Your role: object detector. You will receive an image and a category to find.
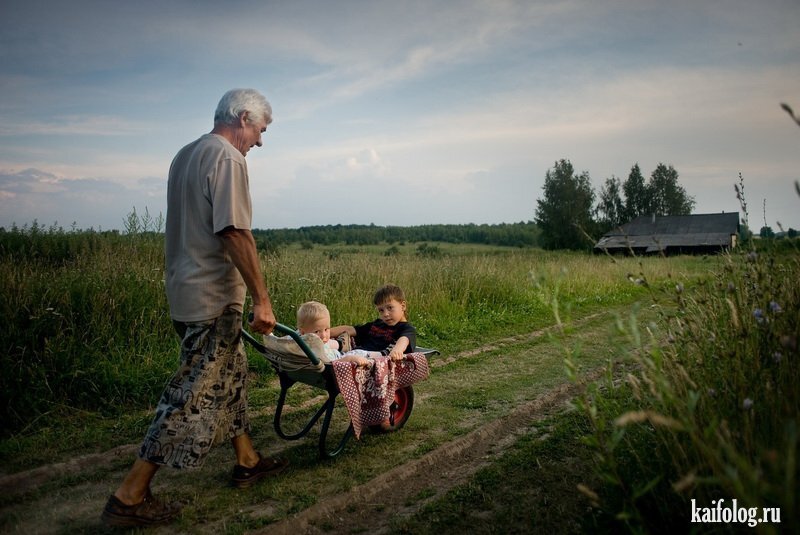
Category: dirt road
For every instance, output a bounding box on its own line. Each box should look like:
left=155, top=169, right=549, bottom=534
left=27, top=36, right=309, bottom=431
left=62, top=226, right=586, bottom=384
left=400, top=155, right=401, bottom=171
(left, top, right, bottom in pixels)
left=260, top=370, right=601, bottom=535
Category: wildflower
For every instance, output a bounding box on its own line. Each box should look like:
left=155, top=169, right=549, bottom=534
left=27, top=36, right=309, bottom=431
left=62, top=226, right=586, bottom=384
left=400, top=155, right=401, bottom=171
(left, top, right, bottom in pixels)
left=743, top=398, right=753, bottom=410
left=675, top=283, right=684, bottom=294
left=769, top=301, right=782, bottom=313
left=727, top=282, right=736, bottom=293
left=747, top=251, right=758, bottom=262
left=753, top=308, right=765, bottom=324
left=707, top=388, right=716, bottom=397
left=772, top=352, right=783, bottom=363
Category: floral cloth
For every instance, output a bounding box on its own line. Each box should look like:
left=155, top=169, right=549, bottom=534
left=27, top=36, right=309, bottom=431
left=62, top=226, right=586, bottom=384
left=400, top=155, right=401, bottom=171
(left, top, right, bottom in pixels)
left=332, top=353, right=429, bottom=439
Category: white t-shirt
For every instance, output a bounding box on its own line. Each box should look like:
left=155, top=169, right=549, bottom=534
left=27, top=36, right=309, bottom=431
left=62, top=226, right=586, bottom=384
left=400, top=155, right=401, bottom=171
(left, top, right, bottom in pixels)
left=165, top=134, right=253, bottom=322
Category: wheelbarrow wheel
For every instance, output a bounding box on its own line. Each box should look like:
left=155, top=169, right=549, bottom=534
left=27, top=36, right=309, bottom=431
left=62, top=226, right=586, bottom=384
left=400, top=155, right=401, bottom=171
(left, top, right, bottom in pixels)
left=370, top=386, right=414, bottom=433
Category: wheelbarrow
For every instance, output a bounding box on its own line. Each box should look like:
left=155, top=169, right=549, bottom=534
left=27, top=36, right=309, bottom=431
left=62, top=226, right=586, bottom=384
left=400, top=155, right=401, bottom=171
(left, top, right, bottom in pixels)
left=242, top=322, right=436, bottom=459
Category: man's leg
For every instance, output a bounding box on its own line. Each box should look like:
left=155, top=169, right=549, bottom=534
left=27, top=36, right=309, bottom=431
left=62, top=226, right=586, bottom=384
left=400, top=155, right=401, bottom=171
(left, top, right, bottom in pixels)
left=224, top=309, right=289, bottom=487
left=113, top=458, right=159, bottom=505
left=101, top=459, right=181, bottom=527
left=230, top=433, right=289, bottom=489
left=231, top=433, right=260, bottom=468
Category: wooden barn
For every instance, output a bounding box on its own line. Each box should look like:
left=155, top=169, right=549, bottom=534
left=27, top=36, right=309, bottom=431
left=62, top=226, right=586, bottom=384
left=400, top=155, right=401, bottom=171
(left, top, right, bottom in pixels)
left=594, top=212, right=740, bottom=255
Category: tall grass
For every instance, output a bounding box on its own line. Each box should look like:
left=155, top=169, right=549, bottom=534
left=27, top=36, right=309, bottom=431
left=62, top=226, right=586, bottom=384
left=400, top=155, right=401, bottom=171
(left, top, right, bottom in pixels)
left=1, top=226, right=174, bottom=435
left=263, top=247, right=705, bottom=347
left=1, top=224, right=712, bottom=439
left=564, top=240, right=799, bottom=531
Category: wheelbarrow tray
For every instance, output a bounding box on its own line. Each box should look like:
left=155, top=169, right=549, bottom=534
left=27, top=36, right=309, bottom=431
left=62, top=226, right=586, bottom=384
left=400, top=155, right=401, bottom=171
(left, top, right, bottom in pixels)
left=242, top=323, right=435, bottom=459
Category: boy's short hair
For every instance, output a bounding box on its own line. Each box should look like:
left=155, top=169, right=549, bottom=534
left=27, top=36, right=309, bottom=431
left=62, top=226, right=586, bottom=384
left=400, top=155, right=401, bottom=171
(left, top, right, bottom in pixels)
left=373, top=284, right=406, bottom=306
left=297, top=301, right=330, bottom=328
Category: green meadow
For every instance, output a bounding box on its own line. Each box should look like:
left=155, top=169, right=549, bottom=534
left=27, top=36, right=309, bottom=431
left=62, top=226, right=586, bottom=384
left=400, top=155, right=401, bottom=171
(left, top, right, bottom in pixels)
left=0, top=228, right=687, bottom=437
left=1, top=225, right=797, bottom=533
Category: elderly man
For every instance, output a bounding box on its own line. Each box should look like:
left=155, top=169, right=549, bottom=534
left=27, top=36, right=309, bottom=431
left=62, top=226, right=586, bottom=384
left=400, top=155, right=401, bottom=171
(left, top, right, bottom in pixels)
left=101, top=89, right=287, bottom=527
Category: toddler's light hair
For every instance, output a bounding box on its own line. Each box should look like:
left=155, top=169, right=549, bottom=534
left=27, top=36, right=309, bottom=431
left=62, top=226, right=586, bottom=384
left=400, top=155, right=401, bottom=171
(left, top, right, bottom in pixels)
left=297, top=301, right=330, bottom=328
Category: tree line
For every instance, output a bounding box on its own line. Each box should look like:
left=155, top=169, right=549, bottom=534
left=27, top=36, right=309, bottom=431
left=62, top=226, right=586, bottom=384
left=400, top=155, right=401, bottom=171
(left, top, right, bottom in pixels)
left=254, top=160, right=696, bottom=251
left=535, top=159, right=696, bottom=250
left=252, top=221, right=540, bottom=250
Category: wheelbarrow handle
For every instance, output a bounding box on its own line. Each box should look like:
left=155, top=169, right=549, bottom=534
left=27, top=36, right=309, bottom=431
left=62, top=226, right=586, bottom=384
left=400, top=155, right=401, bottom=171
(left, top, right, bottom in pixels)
left=245, top=314, right=321, bottom=366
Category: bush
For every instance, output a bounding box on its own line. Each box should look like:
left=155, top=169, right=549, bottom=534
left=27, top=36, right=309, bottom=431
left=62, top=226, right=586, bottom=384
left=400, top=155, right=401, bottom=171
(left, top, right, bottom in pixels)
left=416, top=243, right=442, bottom=258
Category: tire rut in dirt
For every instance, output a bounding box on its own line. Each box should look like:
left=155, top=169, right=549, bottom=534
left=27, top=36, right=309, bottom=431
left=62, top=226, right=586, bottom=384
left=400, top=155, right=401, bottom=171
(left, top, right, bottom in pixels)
left=257, top=367, right=605, bottom=535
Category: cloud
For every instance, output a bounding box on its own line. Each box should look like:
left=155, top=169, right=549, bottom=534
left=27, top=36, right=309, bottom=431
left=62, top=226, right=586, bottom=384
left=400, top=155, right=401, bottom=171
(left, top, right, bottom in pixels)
left=345, top=148, right=388, bottom=177
left=0, top=168, right=165, bottom=230
left=268, top=1, right=578, bottom=119
left=0, top=115, right=153, bottom=137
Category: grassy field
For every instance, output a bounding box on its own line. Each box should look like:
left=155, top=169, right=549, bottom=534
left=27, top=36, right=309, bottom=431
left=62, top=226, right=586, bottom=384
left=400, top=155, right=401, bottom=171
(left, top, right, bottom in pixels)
left=0, top=232, right=700, bottom=441
left=1, top=227, right=797, bottom=533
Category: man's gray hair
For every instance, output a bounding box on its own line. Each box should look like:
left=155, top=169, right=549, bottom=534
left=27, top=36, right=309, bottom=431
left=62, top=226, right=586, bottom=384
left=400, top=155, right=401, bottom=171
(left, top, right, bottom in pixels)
left=214, top=88, right=272, bottom=127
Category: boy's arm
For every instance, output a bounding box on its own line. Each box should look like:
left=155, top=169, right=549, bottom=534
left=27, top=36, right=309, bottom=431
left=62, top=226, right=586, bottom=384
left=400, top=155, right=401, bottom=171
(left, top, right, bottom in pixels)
left=388, top=336, right=411, bottom=361
left=330, top=325, right=356, bottom=338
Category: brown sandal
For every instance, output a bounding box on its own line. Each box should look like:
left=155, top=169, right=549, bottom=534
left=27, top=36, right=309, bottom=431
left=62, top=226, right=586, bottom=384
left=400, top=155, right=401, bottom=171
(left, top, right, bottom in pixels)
left=232, top=454, right=289, bottom=488
left=100, top=492, right=182, bottom=527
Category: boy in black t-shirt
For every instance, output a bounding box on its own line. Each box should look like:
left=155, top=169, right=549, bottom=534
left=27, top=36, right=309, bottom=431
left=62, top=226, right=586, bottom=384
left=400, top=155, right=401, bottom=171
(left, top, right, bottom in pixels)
left=331, top=284, right=416, bottom=365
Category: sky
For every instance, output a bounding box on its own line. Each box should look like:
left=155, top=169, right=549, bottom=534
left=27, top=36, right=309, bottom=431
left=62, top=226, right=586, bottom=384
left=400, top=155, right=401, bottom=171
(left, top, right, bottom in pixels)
left=1, top=0, right=799, bottom=232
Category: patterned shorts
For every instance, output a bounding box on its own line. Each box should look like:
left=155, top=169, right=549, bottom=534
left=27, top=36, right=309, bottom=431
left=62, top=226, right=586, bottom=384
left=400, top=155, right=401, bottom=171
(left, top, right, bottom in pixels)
left=138, top=308, right=250, bottom=469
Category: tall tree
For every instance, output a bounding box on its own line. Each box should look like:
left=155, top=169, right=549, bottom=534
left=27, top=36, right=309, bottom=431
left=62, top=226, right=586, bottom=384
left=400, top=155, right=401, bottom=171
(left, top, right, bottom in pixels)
left=622, top=164, right=648, bottom=220
left=596, top=176, right=626, bottom=232
left=647, top=163, right=695, bottom=215
left=535, top=159, right=595, bottom=250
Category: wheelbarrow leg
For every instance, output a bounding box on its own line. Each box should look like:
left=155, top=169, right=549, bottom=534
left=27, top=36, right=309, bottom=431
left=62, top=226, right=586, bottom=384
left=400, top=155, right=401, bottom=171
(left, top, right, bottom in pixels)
left=274, top=378, right=329, bottom=441
left=318, top=391, right=354, bottom=459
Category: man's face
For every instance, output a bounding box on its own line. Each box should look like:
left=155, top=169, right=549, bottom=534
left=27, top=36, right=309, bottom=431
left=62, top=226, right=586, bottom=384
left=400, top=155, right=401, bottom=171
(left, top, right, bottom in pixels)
left=237, top=113, right=268, bottom=156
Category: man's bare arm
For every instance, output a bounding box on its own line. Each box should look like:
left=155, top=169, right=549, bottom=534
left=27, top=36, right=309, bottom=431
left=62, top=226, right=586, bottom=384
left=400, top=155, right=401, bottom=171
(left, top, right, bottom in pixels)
left=219, top=227, right=276, bottom=334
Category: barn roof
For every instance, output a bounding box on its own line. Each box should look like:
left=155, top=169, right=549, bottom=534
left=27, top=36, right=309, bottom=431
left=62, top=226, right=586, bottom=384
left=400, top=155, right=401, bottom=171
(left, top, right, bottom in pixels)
left=594, top=212, right=740, bottom=253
